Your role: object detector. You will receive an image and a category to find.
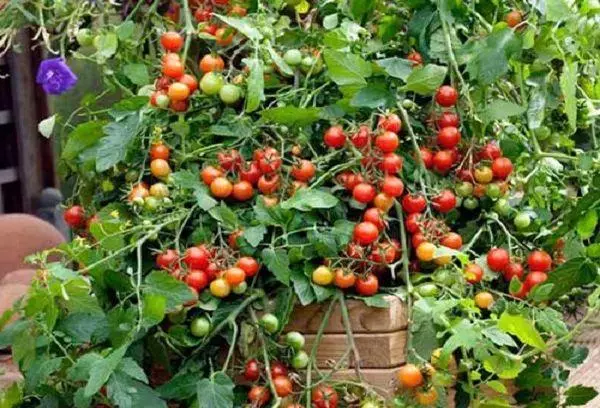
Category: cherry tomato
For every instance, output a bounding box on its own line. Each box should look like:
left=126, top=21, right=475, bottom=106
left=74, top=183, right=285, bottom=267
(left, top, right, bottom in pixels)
left=219, top=84, right=242, bottom=104
left=355, top=274, right=379, bottom=296
left=402, top=194, right=427, bottom=213
left=199, top=54, right=225, bottom=72
left=248, top=385, right=270, bottom=407
left=270, top=361, right=287, bottom=378
left=480, top=142, right=502, bottom=161
left=150, top=159, right=171, bottom=178
left=435, top=85, right=458, bottom=107
left=236, top=257, right=260, bottom=277
left=224, top=267, right=246, bottom=286
left=291, top=160, right=316, bottom=182
left=432, top=189, right=456, bottom=213
left=150, top=143, right=170, bottom=161
left=312, top=265, right=334, bottom=286
left=160, top=31, right=183, bottom=52
left=375, top=131, right=400, bottom=153
left=437, top=126, right=461, bottom=149
left=351, top=125, right=371, bottom=148
left=380, top=153, right=404, bottom=174
left=527, top=250, right=552, bottom=272
left=228, top=230, right=243, bottom=249
left=373, top=193, right=393, bottom=212
left=369, top=242, right=397, bottom=264
left=312, top=385, right=338, bottom=408
left=292, top=351, right=309, bottom=370
left=201, top=165, right=223, bottom=186
left=260, top=314, right=279, bottom=334
left=420, top=147, right=434, bottom=169
left=273, top=376, right=293, bottom=397
left=156, top=249, right=178, bottom=270
left=378, top=113, right=402, bottom=133
left=415, top=388, right=438, bottom=406
left=411, top=232, right=426, bottom=249
left=178, top=74, right=198, bottom=93
left=487, top=248, right=510, bottom=272
left=503, top=262, right=524, bottom=281
left=416, top=242, right=436, bottom=262
left=232, top=181, right=254, bottom=201
left=492, top=157, right=513, bottom=180
left=64, top=205, right=86, bottom=228
left=183, top=246, right=210, bottom=270
left=524, top=271, right=547, bottom=290
left=433, top=150, right=454, bottom=173
left=405, top=212, right=422, bottom=234
left=217, top=150, right=242, bottom=171
left=190, top=316, right=210, bottom=337
left=363, top=207, right=386, bottom=231
left=334, top=268, right=356, bottom=289
left=396, top=364, right=423, bottom=388
left=203, top=23, right=219, bottom=35
left=353, top=183, right=376, bottom=204
left=200, top=72, right=224, bottom=95
left=185, top=270, right=209, bottom=291
left=258, top=174, right=280, bottom=195
left=229, top=5, right=247, bottom=16
left=285, top=331, right=305, bottom=351
left=440, top=232, right=462, bottom=249
left=506, top=10, right=523, bottom=27
left=239, top=161, right=262, bottom=185
left=194, top=6, right=213, bottom=22
left=457, top=168, right=474, bottom=182
left=210, top=278, right=231, bottom=298
left=169, top=99, right=188, bottom=112
left=162, top=58, right=185, bottom=79
left=244, top=359, right=260, bottom=382
left=381, top=176, right=404, bottom=197
left=407, top=51, right=423, bottom=66
left=514, top=212, right=531, bottom=230
left=437, top=112, right=459, bottom=128
left=210, top=177, right=233, bottom=198
left=475, top=291, right=494, bottom=309
left=215, top=27, right=234, bottom=46
left=474, top=166, right=494, bottom=184
left=129, top=183, right=149, bottom=202
left=464, top=263, right=484, bottom=284
left=258, top=147, right=282, bottom=174
left=323, top=125, right=346, bottom=148
left=168, top=82, right=190, bottom=101
left=353, top=222, right=380, bottom=245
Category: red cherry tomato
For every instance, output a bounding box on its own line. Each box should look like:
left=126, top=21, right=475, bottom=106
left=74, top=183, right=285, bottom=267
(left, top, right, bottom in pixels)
left=524, top=271, right=547, bottom=290
left=273, top=376, right=293, bottom=397
left=363, top=208, right=386, bottom=231
left=432, top=189, right=457, bottom=213
left=378, top=113, right=402, bottom=133
left=244, top=359, right=260, bottom=381
left=355, top=274, right=379, bottom=296
left=239, top=161, right=262, bottom=185
left=382, top=176, right=404, bottom=197
left=237, top=257, right=260, bottom=277
left=156, top=249, right=178, bottom=270
left=232, top=181, right=254, bottom=201
left=160, top=31, right=183, bottom=52
left=375, top=131, right=400, bottom=153
left=380, top=153, right=404, bottom=174
left=435, top=85, right=458, bottom=107
left=405, top=212, right=422, bottom=234
left=433, top=150, right=454, bottom=173
left=353, top=222, right=380, bottom=245
left=199, top=54, right=225, bottom=73
left=407, top=51, right=423, bottom=66
left=258, top=147, right=282, bottom=174
left=492, top=157, right=513, bottom=180
left=248, top=385, right=270, bottom=407
left=270, top=361, right=288, bottom=378
left=402, top=194, right=427, bottom=213
left=353, top=183, right=376, bottom=204
left=351, top=125, right=371, bottom=148
left=506, top=10, right=523, bottom=28
left=183, top=246, right=210, bottom=270
left=527, top=250, right=552, bottom=272
left=185, top=270, right=209, bottom=291
left=324, top=125, right=346, bottom=148
left=503, top=262, right=524, bottom=281
left=64, top=205, right=86, bottom=228
left=420, top=147, right=434, bottom=169
left=464, top=263, right=484, bottom=284
left=487, top=248, right=510, bottom=272
left=412, top=232, right=426, bottom=249
left=291, top=159, right=316, bottom=182
left=480, top=142, right=503, bottom=161
left=258, top=174, right=280, bottom=195
left=440, top=232, right=462, bottom=249
left=437, top=112, right=459, bottom=128
left=178, top=74, right=198, bottom=93
left=437, top=126, right=461, bottom=149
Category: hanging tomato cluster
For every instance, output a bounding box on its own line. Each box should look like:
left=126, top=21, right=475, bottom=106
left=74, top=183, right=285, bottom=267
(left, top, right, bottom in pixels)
left=395, top=361, right=440, bottom=406
left=192, top=0, right=245, bottom=41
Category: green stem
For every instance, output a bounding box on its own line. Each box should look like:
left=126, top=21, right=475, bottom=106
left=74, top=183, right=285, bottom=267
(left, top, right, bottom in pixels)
left=395, top=201, right=414, bottom=359
left=249, top=309, right=282, bottom=408
left=398, top=105, right=431, bottom=190
left=536, top=152, right=577, bottom=162
left=338, top=291, right=363, bottom=382
left=221, top=322, right=238, bottom=373
left=181, top=0, right=195, bottom=63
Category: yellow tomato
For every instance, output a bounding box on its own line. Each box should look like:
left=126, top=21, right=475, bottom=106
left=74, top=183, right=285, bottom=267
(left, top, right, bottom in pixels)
left=416, top=242, right=436, bottom=262
left=312, top=265, right=334, bottom=286
left=210, top=278, right=231, bottom=298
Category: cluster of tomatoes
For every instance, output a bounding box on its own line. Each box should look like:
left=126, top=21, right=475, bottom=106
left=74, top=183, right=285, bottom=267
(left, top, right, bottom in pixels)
left=63, top=205, right=93, bottom=231
left=156, top=244, right=260, bottom=300
left=395, top=361, right=439, bottom=406
left=485, top=247, right=554, bottom=299
left=192, top=0, right=244, bottom=41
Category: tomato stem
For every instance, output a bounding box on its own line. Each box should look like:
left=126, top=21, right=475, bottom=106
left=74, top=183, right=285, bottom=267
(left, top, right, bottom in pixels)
left=338, top=291, right=364, bottom=382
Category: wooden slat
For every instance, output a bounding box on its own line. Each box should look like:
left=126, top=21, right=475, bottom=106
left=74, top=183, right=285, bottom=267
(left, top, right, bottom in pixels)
left=305, top=331, right=407, bottom=369
left=286, top=296, right=407, bottom=334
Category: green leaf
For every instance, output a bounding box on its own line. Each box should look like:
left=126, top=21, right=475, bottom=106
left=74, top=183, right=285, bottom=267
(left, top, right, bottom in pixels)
left=443, top=320, right=482, bottom=353
left=350, top=82, right=395, bottom=108
left=157, top=371, right=199, bottom=400
left=323, top=49, right=372, bottom=86
left=94, top=33, right=118, bottom=58
left=560, top=61, right=578, bottom=133
left=214, top=15, right=262, bottom=41
left=208, top=202, right=239, bottom=229
left=90, top=219, right=125, bottom=251
left=0, top=382, right=23, bottom=407
left=261, top=248, right=291, bottom=286
left=84, top=345, right=129, bottom=398
left=466, top=28, right=521, bottom=85
left=108, top=371, right=167, bottom=408
left=544, top=258, right=597, bottom=299
left=411, top=299, right=439, bottom=360
left=483, top=355, right=525, bottom=379
left=529, top=283, right=554, bottom=302
left=266, top=44, right=293, bottom=77
left=242, top=225, right=267, bottom=248
left=290, top=268, right=316, bottom=306
left=171, top=170, right=218, bottom=211
left=244, top=58, right=264, bottom=113
left=58, top=313, right=107, bottom=344
left=403, top=64, right=447, bottom=95
left=481, top=100, right=526, bottom=123
left=482, top=327, right=518, bottom=348
left=498, top=312, right=546, bottom=350
left=280, top=189, right=338, bottom=211
left=260, top=106, right=322, bottom=127
left=67, top=353, right=104, bottom=381
left=553, top=344, right=589, bottom=368
left=96, top=114, right=140, bottom=172
left=576, top=210, right=597, bottom=239
left=486, top=380, right=507, bottom=394
left=118, top=358, right=148, bottom=384
left=350, top=0, right=376, bottom=22
left=322, top=14, right=338, bottom=29
left=24, top=356, right=63, bottom=393
left=123, top=63, right=149, bottom=86
left=546, top=0, right=573, bottom=21
left=116, top=21, right=135, bottom=40
left=142, top=294, right=166, bottom=328
left=143, top=271, right=196, bottom=311
left=196, top=373, right=234, bottom=408
left=62, top=121, right=108, bottom=161
left=62, top=278, right=104, bottom=315
left=349, top=294, right=390, bottom=308
left=527, top=87, right=546, bottom=129
left=565, top=385, right=598, bottom=406
left=376, top=58, right=413, bottom=81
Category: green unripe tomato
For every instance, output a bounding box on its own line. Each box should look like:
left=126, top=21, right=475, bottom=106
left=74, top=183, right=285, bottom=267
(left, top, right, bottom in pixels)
left=190, top=317, right=211, bottom=337
left=101, top=179, right=115, bottom=192
left=486, top=183, right=502, bottom=199
left=219, top=84, right=242, bottom=105
left=144, top=196, right=161, bottom=212
left=455, top=181, right=474, bottom=197
left=283, top=49, right=303, bottom=66
left=232, top=281, right=248, bottom=295
left=291, top=350, right=309, bottom=369
left=432, top=269, right=456, bottom=286
left=200, top=72, right=224, bottom=96
left=514, top=212, right=531, bottom=230
left=260, top=313, right=279, bottom=334
left=285, top=331, right=305, bottom=351
left=163, top=197, right=173, bottom=206
left=76, top=28, right=94, bottom=47
left=494, top=198, right=512, bottom=216
left=125, top=169, right=139, bottom=183
left=534, top=126, right=551, bottom=140
left=463, top=197, right=479, bottom=210
left=156, top=94, right=170, bottom=109
left=402, top=99, right=416, bottom=109
left=132, top=197, right=145, bottom=207
left=417, top=283, right=439, bottom=297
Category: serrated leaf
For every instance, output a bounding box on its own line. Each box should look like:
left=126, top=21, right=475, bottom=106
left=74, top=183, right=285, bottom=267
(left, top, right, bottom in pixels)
left=94, top=33, right=118, bottom=59
left=280, top=189, right=338, bottom=211
left=527, top=87, right=546, bottom=129
left=544, top=258, right=597, bottom=299
left=560, top=61, right=578, bottom=133
left=403, top=64, right=447, bottom=95
left=466, top=28, right=521, bottom=85
left=245, top=58, right=264, bottom=112
left=290, top=269, right=316, bottom=306
left=482, top=326, right=518, bottom=348
left=350, top=82, right=394, bottom=108
left=576, top=209, right=597, bottom=239
left=242, top=225, right=266, bottom=247
left=498, top=312, right=546, bottom=350
left=62, top=121, right=108, bottom=161
left=84, top=345, right=128, bottom=397
left=481, top=100, right=526, bottom=123
left=323, top=49, right=372, bottom=86
left=208, top=203, right=239, bottom=229
left=261, top=248, right=291, bottom=286
left=123, top=63, right=149, bottom=86
left=143, top=271, right=196, bottom=311
left=157, top=371, right=199, bottom=400
left=96, top=114, right=140, bottom=172
left=265, top=44, right=294, bottom=76
left=196, top=373, right=234, bottom=408
left=546, top=0, right=573, bottom=21
left=108, top=371, right=167, bottom=408
left=376, top=57, right=413, bottom=81
left=565, top=385, right=598, bottom=406
left=260, top=106, right=322, bottom=127
left=214, top=15, right=262, bottom=41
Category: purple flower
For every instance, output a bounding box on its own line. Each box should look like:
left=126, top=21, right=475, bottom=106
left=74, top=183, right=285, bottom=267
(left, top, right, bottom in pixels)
left=36, top=58, right=78, bottom=95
